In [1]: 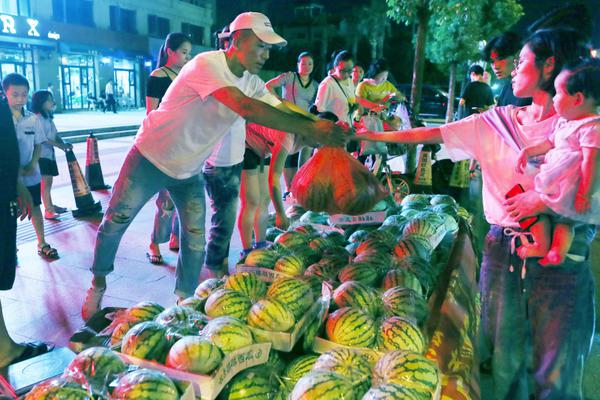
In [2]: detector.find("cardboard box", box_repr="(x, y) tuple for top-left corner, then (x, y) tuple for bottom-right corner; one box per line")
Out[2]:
(118, 343), (271, 400)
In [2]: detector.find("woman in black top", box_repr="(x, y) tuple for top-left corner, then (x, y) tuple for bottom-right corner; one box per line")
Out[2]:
(146, 32), (192, 264)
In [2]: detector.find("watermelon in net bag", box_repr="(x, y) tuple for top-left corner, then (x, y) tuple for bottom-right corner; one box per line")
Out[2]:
(291, 147), (389, 215)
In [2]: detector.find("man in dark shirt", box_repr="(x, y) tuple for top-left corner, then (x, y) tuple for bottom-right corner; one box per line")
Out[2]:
(483, 32), (532, 107)
(459, 64), (494, 118)
(0, 96), (53, 368)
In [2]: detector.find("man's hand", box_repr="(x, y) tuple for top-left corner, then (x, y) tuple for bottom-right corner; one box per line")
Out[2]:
(504, 190), (548, 221)
(574, 192), (591, 214)
(311, 119), (349, 147)
(61, 142), (73, 151)
(22, 163), (35, 175)
(16, 182), (32, 221)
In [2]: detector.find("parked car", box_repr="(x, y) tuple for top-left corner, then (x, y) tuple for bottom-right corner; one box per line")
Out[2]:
(397, 84), (458, 120)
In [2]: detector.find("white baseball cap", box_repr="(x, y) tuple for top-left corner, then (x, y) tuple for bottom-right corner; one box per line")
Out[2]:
(229, 12), (287, 47)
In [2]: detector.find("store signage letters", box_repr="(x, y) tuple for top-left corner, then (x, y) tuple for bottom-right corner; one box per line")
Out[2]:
(0, 14), (59, 40)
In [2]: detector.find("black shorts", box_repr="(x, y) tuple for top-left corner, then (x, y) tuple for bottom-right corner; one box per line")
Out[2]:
(39, 157), (59, 176)
(0, 202), (17, 290)
(26, 183), (42, 207)
(242, 147), (270, 170)
(284, 152), (300, 168)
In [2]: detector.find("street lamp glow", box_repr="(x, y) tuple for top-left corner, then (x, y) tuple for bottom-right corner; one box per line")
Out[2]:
(101, 57), (112, 64)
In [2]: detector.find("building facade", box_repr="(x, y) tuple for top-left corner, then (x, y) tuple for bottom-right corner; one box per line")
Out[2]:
(0, 0), (215, 111)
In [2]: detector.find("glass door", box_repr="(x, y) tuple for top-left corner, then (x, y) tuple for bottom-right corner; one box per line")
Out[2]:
(114, 68), (136, 109)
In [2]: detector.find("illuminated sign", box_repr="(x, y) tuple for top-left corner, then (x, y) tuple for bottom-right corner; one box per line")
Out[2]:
(0, 14), (60, 41)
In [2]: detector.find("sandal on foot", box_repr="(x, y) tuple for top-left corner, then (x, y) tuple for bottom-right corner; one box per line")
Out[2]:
(146, 252), (164, 265)
(54, 205), (68, 213)
(10, 341), (54, 365)
(38, 244), (59, 259)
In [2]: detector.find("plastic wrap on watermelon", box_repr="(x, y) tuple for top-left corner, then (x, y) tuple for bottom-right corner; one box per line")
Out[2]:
(291, 147), (389, 215)
(97, 301), (165, 338)
(112, 369), (179, 400)
(311, 348), (373, 396)
(275, 354), (320, 398)
(62, 347), (127, 397)
(302, 282), (333, 352)
(25, 378), (94, 400)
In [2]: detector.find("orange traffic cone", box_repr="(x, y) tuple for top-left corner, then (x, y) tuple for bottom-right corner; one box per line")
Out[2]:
(85, 132), (110, 190)
(65, 149), (102, 217)
(413, 146), (432, 193)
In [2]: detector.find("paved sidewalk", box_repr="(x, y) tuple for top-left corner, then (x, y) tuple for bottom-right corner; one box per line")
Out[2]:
(53, 109), (145, 132)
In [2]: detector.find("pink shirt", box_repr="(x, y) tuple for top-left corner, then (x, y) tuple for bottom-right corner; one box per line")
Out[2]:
(440, 106), (558, 227)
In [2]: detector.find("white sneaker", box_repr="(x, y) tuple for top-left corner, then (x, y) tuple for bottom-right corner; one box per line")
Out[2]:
(82, 286), (106, 321)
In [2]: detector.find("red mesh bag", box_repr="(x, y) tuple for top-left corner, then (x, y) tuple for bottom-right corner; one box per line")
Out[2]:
(291, 147), (389, 215)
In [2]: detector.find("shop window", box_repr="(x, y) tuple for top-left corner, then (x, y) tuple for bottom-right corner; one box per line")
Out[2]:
(110, 5), (137, 34)
(148, 14), (170, 38)
(0, 0), (30, 16)
(182, 22), (204, 45)
(52, 0), (93, 26)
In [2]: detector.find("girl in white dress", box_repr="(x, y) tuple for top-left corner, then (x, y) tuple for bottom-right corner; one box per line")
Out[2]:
(516, 57), (600, 265)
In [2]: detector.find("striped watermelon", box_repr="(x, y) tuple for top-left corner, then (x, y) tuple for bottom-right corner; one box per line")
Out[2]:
(247, 298), (295, 332)
(111, 321), (135, 346)
(395, 256), (436, 295)
(430, 194), (457, 207)
(194, 278), (225, 300)
(401, 194), (430, 205)
(267, 277), (314, 320)
(25, 379), (92, 400)
(65, 347), (126, 393)
(279, 354), (320, 393)
(377, 317), (426, 354)
(244, 248), (280, 269)
(403, 219), (440, 238)
(121, 321), (170, 363)
(300, 274), (324, 297)
(112, 369), (178, 400)
(400, 208), (420, 219)
(201, 316), (254, 353)
(266, 227), (285, 242)
(225, 272), (268, 300)
(312, 348), (371, 395)
(177, 296), (206, 312)
(348, 229), (369, 243)
(362, 383), (430, 400)
(322, 230), (347, 247)
(381, 269), (423, 294)
(382, 287), (428, 325)
(274, 254), (306, 276)
(285, 204), (306, 220)
(125, 301), (164, 324)
(204, 289), (252, 320)
(305, 261), (339, 285)
(382, 214), (408, 228)
(154, 306), (196, 325)
(290, 371), (356, 400)
(293, 224), (319, 237)
(166, 336), (223, 374)
(377, 224), (404, 238)
(355, 238), (393, 256)
(414, 211), (445, 228)
(223, 370), (275, 400)
(275, 231), (311, 249)
(353, 251), (394, 271)
(345, 242), (360, 256)
(326, 307), (377, 348)
(309, 236), (333, 253)
(372, 350), (439, 395)
(393, 239), (432, 262)
(338, 263), (381, 287)
(299, 211), (329, 225)
(439, 212), (459, 234)
(333, 281), (382, 317)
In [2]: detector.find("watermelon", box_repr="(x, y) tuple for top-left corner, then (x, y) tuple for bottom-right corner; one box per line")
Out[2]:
(204, 289), (252, 320)
(125, 301), (164, 324)
(402, 219), (440, 238)
(300, 274), (324, 297)
(381, 268), (423, 294)
(382, 287), (428, 325)
(362, 383), (431, 400)
(309, 236), (333, 253)
(274, 254), (305, 276)
(400, 208), (420, 219)
(326, 307), (377, 348)
(201, 316), (254, 353)
(111, 320), (136, 346)
(377, 316), (426, 354)
(25, 379), (92, 400)
(430, 194), (457, 207)
(293, 224), (319, 237)
(333, 281), (382, 317)
(267, 277), (314, 320)
(275, 231), (311, 249)
(112, 369), (178, 400)
(177, 296), (205, 312)
(372, 350), (439, 395)
(395, 256), (436, 296)
(247, 298), (295, 332)
(299, 211), (329, 225)
(280, 354), (320, 392)
(377, 224), (404, 238)
(393, 239), (432, 262)
(194, 278), (225, 300)
(65, 347), (126, 392)
(286, 204), (306, 220)
(348, 229), (369, 243)
(222, 369), (275, 400)
(311, 348), (372, 394)
(338, 263), (381, 287)
(290, 371), (356, 400)
(345, 242), (360, 256)
(382, 214), (408, 227)
(225, 272), (268, 300)
(244, 248), (280, 269)
(305, 262), (339, 284)
(166, 336), (223, 374)
(353, 251), (394, 271)
(266, 227), (285, 242)
(155, 306), (196, 326)
(321, 230), (347, 247)
(355, 238), (393, 256)
(121, 321), (170, 363)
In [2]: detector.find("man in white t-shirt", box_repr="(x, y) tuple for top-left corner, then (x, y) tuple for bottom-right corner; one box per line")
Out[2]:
(82, 12), (348, 320)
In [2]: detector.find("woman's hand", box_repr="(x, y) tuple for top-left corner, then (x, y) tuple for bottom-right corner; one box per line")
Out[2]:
(515, 149), (528, 174)
(504, 190), (549, 220)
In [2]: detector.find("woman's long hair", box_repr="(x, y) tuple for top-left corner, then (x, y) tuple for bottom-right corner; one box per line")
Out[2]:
(157, 32), (191, 68)
(31, 90), (53, 119)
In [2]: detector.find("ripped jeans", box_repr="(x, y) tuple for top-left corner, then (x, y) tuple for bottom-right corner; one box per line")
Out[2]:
(91, 146), (206, 297)
(151, 189), (180, 245)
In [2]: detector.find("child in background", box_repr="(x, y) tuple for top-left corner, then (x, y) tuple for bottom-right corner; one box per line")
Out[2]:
(3, 73), (59, 259)
(515, 57), (600, 265)
(32, 90), (72, 220)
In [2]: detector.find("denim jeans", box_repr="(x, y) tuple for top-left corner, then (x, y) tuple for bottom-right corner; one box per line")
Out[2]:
(92, 146), (206, 297)
(480, 224), (595, 400)
(151, 189), (180, 244)
(202, 162), (242, 271)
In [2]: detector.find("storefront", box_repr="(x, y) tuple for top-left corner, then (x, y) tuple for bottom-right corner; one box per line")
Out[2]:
(113, 57), (139, 109)
(60, 53), (95, 110)
(0, 44), (35, 88)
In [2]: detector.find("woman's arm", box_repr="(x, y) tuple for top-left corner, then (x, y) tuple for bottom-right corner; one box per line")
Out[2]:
(574, 147), (598, 213)
(146, 97), (159, 114)
(357, 126), (443, 144)
(265, 72), (290, 98)
(268, 146), (290, 229)
(516, 139), (553, 173)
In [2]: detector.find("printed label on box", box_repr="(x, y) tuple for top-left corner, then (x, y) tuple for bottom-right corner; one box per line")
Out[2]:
(329, 211), (386, 226)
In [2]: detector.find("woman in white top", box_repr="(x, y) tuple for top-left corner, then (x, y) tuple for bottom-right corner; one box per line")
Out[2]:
(314, 50), (356, 125)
